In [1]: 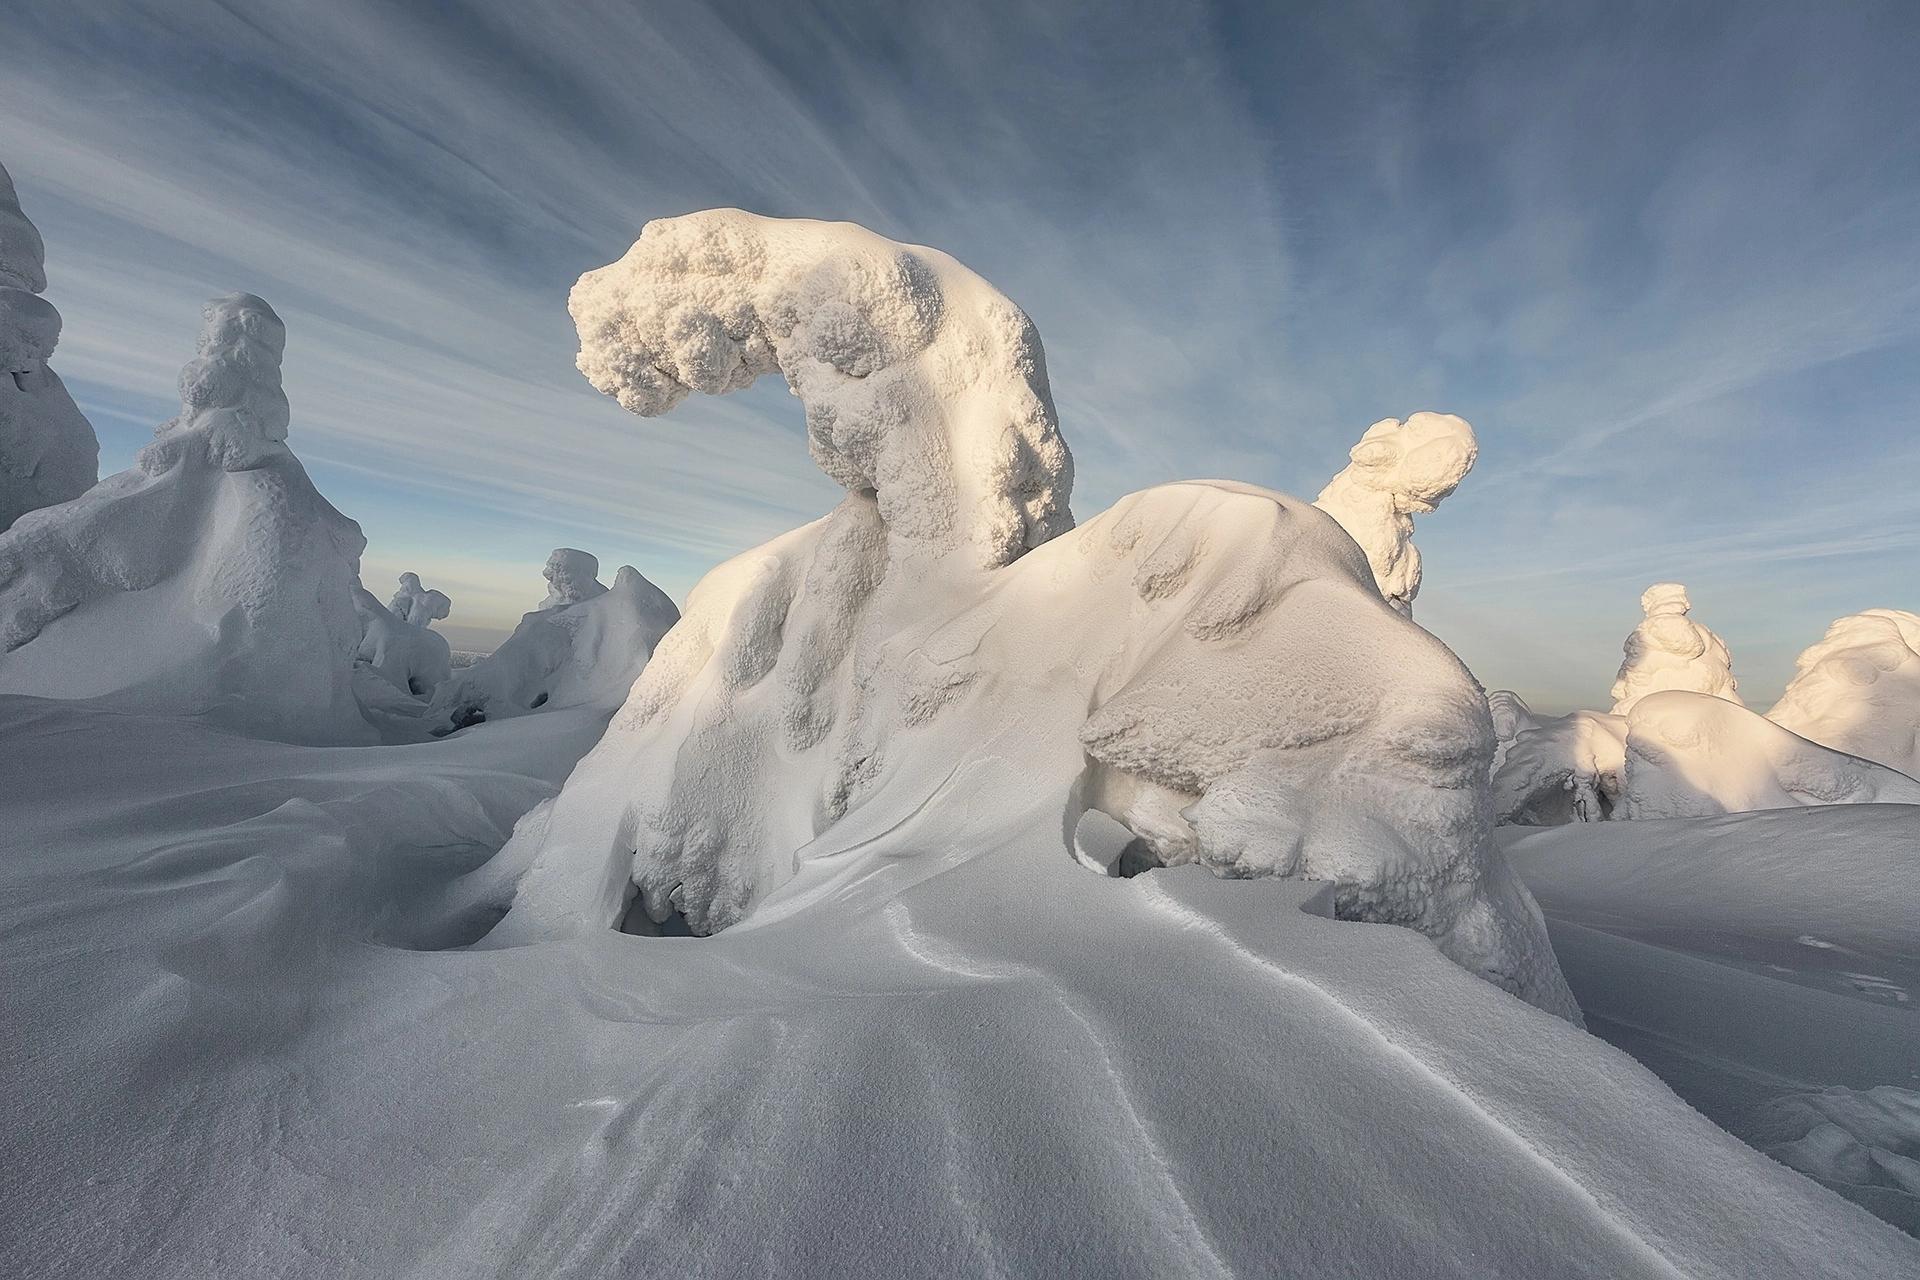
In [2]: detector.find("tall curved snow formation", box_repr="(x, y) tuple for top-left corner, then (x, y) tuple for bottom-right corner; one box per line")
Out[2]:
(0, 160), (98, 531)
(1312, 412), (1477, 617)
(0, 294), (371, 743)
(499, 211), (1576, 1019)
(1486, 688), (1539, 777)
(1609, 582), (1740, 715)
(1768, 609), (1920, 778)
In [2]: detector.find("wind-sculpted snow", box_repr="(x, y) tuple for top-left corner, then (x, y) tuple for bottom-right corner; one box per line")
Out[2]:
(1768, 608), (1920, 778)
(1620, 690), (1920, 819)
(1493, 710), (1629, 825)
(355, 574), (453, 698)
(1487, 689), (1540, 777)
(0, 293), (371, 743)
(429, 552), (678, 730)
(1313, 412), (1476, 616)
(0, 160), (98, 531)
(506, 213), (1574, 1018)
(387, 570), (452, 627)
(1610, 583), (1740, 715)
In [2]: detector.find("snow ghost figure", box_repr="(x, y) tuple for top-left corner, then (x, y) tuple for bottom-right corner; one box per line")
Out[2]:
(0, 160), (99, 531)
(1768, 609), (1920, 778)
(539, 548), (608, 609)
(1609, 583), (1740, 716)
(497, 211), (1576, 1020)
(1313, 412), (1477, 616)
(388, 571), (452, 627)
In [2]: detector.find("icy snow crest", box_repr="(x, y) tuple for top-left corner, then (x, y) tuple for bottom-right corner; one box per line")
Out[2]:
(1768, 608), (1920, 778)
(1609, 582), (1740, 715)
(0, 160), (99, 531)
(504, 213), (1575, 1019)
(1313, 412), (1476, 616)
(429, 551), (679, 730)
(0, 293), (371, 743)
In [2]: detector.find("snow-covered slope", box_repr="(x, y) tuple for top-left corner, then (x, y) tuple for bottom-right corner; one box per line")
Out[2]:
(1610, 582), (1740, 715)
(1313, 411), (1477, 616)
(500, 211), (1573, 1017)
(1769, 609), (1920, 778)
(0, 160), (98, 531)
(0, 294), (371, 744)
(4, 692), (1914, 1278)
(429, 551), (678, 730)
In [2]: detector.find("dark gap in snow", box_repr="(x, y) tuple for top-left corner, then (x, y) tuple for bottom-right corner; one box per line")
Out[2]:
(530, 691), (548, 709)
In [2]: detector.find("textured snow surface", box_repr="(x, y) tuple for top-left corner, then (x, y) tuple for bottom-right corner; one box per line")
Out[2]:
(1502, 804), (1920, 1238)
(1769, 609), (1920, 779)
(0, 293), (370, 743)
(1610, 583), (1741, 715)
(4, 694), (1914, 1279)
(1312, 412), (1477, 616)
(0, 160), (98, 531)
(1493, 709), (1630, 825)
(429, 553), (678, 730)
(1487, 689), (1539, 776)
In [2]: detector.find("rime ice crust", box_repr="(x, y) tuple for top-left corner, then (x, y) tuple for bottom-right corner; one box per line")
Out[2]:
(429, 553), (678, 730)
(506, 213), (1577, 1020)
(1768, 608), (1920, 778)
(1313, 412), (1477, 616)
(0, 161), (99, 531)
(0, 293), (371, 743)
(1609, 582), (1740, 715)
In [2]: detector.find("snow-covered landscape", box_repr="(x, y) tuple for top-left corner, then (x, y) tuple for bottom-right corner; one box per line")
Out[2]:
(4, 5), (1919, 1277)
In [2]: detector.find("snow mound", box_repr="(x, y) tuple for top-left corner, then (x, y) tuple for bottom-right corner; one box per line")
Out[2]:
(1493, 710), (1629, 825)
(1620, 690), (1920, 819)
(0, 293), (371, 744)
(1768, 608), (1920, 778)
(354, 574), (453, 698)
(1610, 582), (1740, 715)
(429, 553), (678, 730)
(1748, 1086), (1920, 1234)
(0, 160), (99, 531)
(1312, 412), (1476, 616)
(504, 214), (1575, 1019)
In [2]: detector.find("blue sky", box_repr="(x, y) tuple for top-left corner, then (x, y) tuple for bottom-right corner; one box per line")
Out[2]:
(4, 1), (1916, 709)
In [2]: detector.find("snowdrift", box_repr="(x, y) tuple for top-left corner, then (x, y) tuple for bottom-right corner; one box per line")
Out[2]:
(499, 210), (1574, 1018)
(0, 294), (372, 744)
(429, 550), (678, 730)
(1, 160), (98, 531)
(1769, 608), (1920, 778)
(1610, 582), (1740, 715)
(1313, 411), (1477, 616)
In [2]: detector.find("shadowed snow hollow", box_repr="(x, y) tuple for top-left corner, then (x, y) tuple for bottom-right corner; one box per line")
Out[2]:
(0, 160), (98, 531)
(1610, 583), (1740, 715)
(1312, 411), (1476, 617)
(1768, 608), (1920, 779)
(498, 210), (1575, 1019)
(0, 293), (372, 743)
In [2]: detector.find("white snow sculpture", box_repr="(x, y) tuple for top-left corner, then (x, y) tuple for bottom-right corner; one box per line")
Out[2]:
(0, 294), (372, 744)
(1312, 412), (1477, 616)
(429, 554), (678, 730)
(1768, 609), (1920, 778)
(387, 570), (452, 628)
(0, 161), (98, 531)
(498, 211), (1576, 1019)
(355, 576), (452, 699)
(1492, 711), (1630, 825)
(1609, 583), (1740, 715)
(1621, 691), (1920, 819)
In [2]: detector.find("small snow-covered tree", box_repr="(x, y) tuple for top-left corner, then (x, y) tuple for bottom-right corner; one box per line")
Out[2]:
(1609, 583), (1740, 715)
(1313, 413), (1477, 616)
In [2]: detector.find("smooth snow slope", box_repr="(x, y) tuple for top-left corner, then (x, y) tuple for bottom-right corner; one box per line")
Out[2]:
(512, 211), (1572, 1016)
(2, 693), (1914, 1278)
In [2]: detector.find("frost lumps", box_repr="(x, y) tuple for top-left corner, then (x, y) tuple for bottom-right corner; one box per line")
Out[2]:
(429, 553), (678, 730)
(505, 216), (1575, 1018)
(1768, 609), (1920, 778)
(569, 210), (1072, 567)
(0, 160), (99, 531)
(1609, 582), (1740, 715)
(0, 293), (370, 744)
(1313, 412), (1476, 616)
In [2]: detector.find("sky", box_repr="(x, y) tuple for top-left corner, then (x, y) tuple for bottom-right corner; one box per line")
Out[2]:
(3, 0), (1917, 709)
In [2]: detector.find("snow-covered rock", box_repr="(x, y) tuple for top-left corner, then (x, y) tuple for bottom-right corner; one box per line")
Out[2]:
(502, 211), (1574, 1019)
(387, 570), (452, 628)
(1768, 608), (1920, 778)
(429, 554), (678, 730)
(1620, 690), (1920, 819)
(1312, 412), (1477, 616)
(1609, 582), (1740, 715)
(0, 293), (371, 744)
(1492, 710), (1629, 825)
(0, 160), (98, 531)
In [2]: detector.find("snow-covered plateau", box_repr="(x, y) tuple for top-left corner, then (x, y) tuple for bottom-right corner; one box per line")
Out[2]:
(2, 202), (1916, 1278)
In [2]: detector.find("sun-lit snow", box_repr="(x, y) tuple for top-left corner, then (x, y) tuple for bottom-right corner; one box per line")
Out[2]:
(1769, 608), (1920, 779)
(1610, 582), (1741, 715)
(1312, 412), (1477, 617)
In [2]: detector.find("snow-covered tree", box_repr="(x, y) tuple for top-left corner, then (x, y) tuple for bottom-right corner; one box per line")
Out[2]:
(1312, 413), (1477, 617)
(1609, 583), (1740, 715)
(1768, 609), (1920, 778)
